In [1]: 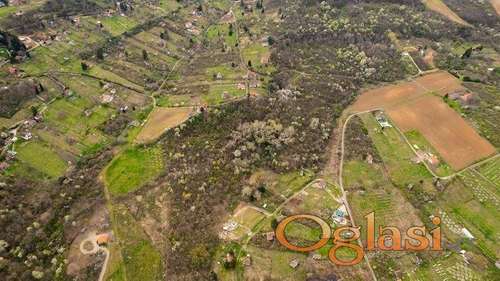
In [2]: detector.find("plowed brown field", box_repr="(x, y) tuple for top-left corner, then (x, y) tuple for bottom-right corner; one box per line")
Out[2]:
(491, 0), (500, 15)
(387, 95), (496, 170)
(136, 107), (193, 143)
(350, 71), (496, 170)
(422, 0), (471, 26)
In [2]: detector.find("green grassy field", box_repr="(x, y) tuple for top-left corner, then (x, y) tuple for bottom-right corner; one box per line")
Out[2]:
(242, 43), (268, 63)
(447, 171), (500, 260)
(156, 94), (193, 107)
(89, 66), (145, 92)
(100, 16), (139, 36)
(206, 64), (244, 81)
(244, 245), (308, 281)
(206, 24), (238, 47)
(14, 141), (67, 179)
(107, 204), (163, 281)
(343, 160), (386, 189)
(203, 84), (246, 105)
(284, 220), (323, 242)
(272, 170), (314, 198)
(0, 5), (16, 18)
(105, 146), (164, 195)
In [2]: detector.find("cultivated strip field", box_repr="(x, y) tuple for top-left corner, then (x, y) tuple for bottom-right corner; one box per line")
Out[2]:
(421, 0), (471, 26)
(351, 71), (496, 170)
(136, 107), (193, 143)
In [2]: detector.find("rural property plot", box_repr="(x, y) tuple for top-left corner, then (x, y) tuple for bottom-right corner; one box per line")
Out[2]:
(350, 71), (496, 171)
(351, 71), (465, 112)
(136, 107), (193, 143)
(387, 95), (496, 170)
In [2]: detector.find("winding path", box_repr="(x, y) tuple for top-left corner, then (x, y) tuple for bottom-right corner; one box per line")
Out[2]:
(79, 233), (111, 281)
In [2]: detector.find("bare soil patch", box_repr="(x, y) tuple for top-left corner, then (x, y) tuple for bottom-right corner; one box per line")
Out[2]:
(351, 71), (464, 113)
(387, 95), (496, 170)
(491, 0), (500, 15)
(351, 81), (426, 112)
(422, 0), (471, 26)
(413, 71), (465, 95)
(136, 107), (193, 143)
(423, 49), (437, 68)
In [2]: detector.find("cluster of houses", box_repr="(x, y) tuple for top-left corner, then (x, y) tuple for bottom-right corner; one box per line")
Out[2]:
(446, 90), (478, 108)
(0, 115), (41, 171)
(412, 146), (440, 168)
(0, 0), (25, 8)
(184, 8), (204, 36)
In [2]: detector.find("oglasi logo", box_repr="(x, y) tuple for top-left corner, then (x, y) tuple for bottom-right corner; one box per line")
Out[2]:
(275, 212), (442, 266)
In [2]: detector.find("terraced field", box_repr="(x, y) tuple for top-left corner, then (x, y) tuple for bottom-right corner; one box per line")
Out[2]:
(477, 157), (500, 187)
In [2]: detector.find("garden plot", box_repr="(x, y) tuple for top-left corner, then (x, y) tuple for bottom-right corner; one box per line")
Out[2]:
(343, 148), (437, 278)
(89, 65), (145, 92)
(100, 59), (160, 87)
(19, 46), (81, 74)
(438, 174), (500, 260)
(136, 107), (193, 143)
(405, 253), (483, 281)
(206, 64), (245, 81)
(125, 36), (177, 65)
(99, 16), (139, 36)
(461, 170), (499, 207)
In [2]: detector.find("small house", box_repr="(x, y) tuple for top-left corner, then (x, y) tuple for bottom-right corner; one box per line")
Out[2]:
(289, 259), (300, 269)
(375, 113), (392, 128)
(265, 232), (275, 241)
(96, 233), (110, 245)
(222, 221), (238, 232)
